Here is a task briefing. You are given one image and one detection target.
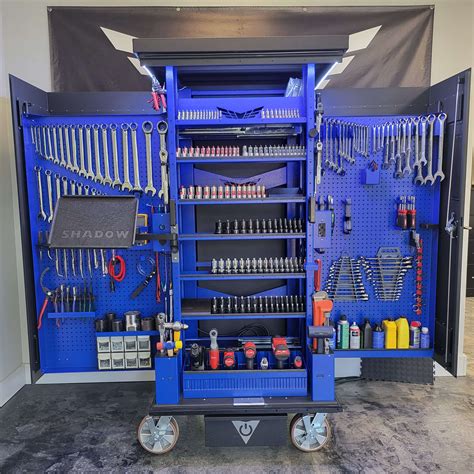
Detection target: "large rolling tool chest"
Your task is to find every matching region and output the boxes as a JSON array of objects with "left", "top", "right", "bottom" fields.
[{"left": 10, "top": 35, "right": 470, "bottom": 453}]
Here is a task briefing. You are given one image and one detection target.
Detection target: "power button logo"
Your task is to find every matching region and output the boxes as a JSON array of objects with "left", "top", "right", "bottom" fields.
[{"left": 231, "top": 420, "right": 260, "bottom": 444}]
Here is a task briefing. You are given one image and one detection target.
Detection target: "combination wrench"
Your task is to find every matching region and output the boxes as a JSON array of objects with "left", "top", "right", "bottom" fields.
[
  {"left": 70, "top": 126, "right": 79, "bottom": 173},
  {"left": 433, "top": 113, "right": 447, "bottom": 183},
  {"left": 92, "top": 124, "right": 104, "bottom": 183},
  {"left": 54, "top": 173, "right": 61, "bottom": 208},
  {"left": 157, "top": 121, "right": 169, "bottom": 205},
  {"left": 110, "top": 124, "right": 122, "bottom": 188},
  {"left": 121, "top": 124, "right": 133, "bottom": 191},
  {"left": 58, "top": 125, "right": 66, "bottom": 167},
  {"left": 45, "top": 170, "right": 54, "bottom": 223},
  {"left": 101, "top": 124, "right": 113, "bottom": 186},
  {"left": 142, "top": 121, "right": 157, "bottom": 196},
  {"left": 78, "top": 125, "right": 87, "bottom": 177},
  {"left": 34, "top": 166, "right": 47, "bottom": 221},
  {"left": 402, "top": 118, "right": 412, "bottom": 177},
  {"left": 419, "top": 116, "right": 428, "bottom": 166},
  {"left": 52, "top": 126, "right": 60, "bottom": 165},
  {"left": 64, "top": 125, "right": 73, "bottom": 171},
  {"left": 423, "top": 114, "right": 436, "bottom": 185},
  {"left": 85, "top": 125, "right": 95, "bottom": 180},
  {"left": 130, "top": 123, "right": 142, "bottom": 192},
  {"left": 46, "top": 126, "right": 54, "bottom": 161}
]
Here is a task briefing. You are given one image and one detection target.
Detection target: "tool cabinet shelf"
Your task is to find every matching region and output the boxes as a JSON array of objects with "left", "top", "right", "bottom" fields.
[
  {"left": 179, "top": 233, "right": 306, "bottom": 241},
  {"left": 334, "top": 349, "right": 434, "bottom": 358},
  {"left": 176, "top": 118, "right": 307, "bottom": 127},
  {"left": 177, "top": 196, "right": 306, "bottom": 205},
  {"left": 180, "top": 272, "right": 306, "bottom": 280},
  {"left": 176, "top": 156, "right": 306, "bottom": 164},
  {"left": 47, "top": 312, "right": 96, "bottom": 319},
  {"left": 95, "top": 330, "right": 160, "bottom": 337}
]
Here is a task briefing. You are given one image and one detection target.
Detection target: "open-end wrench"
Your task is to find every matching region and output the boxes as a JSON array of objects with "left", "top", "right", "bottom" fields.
[
  {"left": 54, "top": 173, "right": 61, "bottom": 207},
  {"left": 110, "top": 124, "right": 122, "bottom": 188},
  {"left": 45, "top": 170, "right": 54, "bottom": 223},
  {"left": 423, "top": 114, "right": 436, "bottom": 185},
  {"left": 34, "top": 166, "right": 47, "bottom": 221},
  {"left": 402, "top": 118, "right": 412, "bottom": 177},
  {"left": 433, "top": 113, "right": 447, "bottom": 183},
  {"left": 58, "top": 125, "right": 66, "bottom": 167},
  {"left": 85, "top": 125, "right": 95, "bottom": 180},
  {"left": 64, "top": 125, "right": 73, "bottom": 171},
  {"left": 92, "top": 124, "right": 104, "bottom": 183},
  {"left": 77, "top": 125, "right": 87, "bottom": 177},
  {"left": 142, "top": 121, "right": 157, "bottom": 196},
  {"left": 157, "top": 121, "right": 169, "bottom": 205},
  {"left": 52, "top": 126, "right": 60, "bottom": 165},
  {"left": 419, "top": 116, "right": 428, "bottom": 166},
  {"left": 121, "top": 124, "right": 132, "bottom": 192},
  {"left": 101, "top": 125, "right": 113, "bottom": 186},
  {"left": 70, "top": 126, "right": 79, "bottom": 173},
  {"left": 130, "top": 123, "right": 142, "bottom": 192}
]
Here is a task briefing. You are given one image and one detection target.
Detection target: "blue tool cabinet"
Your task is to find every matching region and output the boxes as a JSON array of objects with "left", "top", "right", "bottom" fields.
[{"left": 10, "top": 35, "right": 470, "bottom": 452}]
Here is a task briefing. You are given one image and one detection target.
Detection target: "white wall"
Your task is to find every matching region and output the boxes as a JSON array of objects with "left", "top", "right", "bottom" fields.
[{"left": 0, "top": 1, "right": 473, "bottom": 399}]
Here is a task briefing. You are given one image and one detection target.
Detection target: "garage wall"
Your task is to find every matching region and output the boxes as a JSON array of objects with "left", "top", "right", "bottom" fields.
[{"left": 0, "top": 1, "right": 472, "bottom": 397}]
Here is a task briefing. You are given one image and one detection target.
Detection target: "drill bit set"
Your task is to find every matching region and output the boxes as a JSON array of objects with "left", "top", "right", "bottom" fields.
[
  {"left": 210, "top": 257, "right": 304, "bottom": 274},
  {"left": 179, "top": 184, "right": 266, "bottom": 200},
  {"left": 215, "top": 217, "right": 304, "bottom": 234},
  {"left": 176, "top": 144, "right": 305, "bottom": 158},
  {"left": 325, "top": 256, "right": 368, "bottom": 301},
  {"left": 211, "top": 295, "right": 305, "bottom": 314},
  {"left": 360, "top": 247, "right": 414, "bottom": 301}
]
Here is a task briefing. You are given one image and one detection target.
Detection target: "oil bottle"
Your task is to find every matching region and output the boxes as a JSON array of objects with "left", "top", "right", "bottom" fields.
[
  {"left": 383, "top": 319, "right": 397, "bottom": 349},
  {"left": 337, "top": 315, "right": 349, "bottom": 349},
  {"left": 362, "top": 319, "right": 373, "bottom": 349},
  {"left": 396, "top": 317, "right": 409, "bottom": 349}
]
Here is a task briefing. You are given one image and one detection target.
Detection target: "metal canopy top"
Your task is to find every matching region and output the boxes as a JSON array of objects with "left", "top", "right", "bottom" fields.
[{"left": 133, "top": 35, "right": 348, "bottom": 68}]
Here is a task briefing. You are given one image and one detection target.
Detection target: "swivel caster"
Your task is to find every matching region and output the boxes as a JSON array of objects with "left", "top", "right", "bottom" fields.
[
  {"left": 290, "top": 413, "right": 331, "bottom": 452},
  {"left": 137, "top": 415, "right": 179, "bottom": 454}
]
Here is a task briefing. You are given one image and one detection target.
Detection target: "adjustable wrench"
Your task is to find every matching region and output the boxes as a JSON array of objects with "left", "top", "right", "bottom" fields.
[
  {"left": 121, "top": 124, "right": 133, "bottom": 191},
  {"left": 157, "top": 121, "right": 169, "bottom": 205},
  {"left": 77, "top": 125, "right": 87, "bottom": 177},
  {"left": 92, "top": 124, "right": 104, "bottom": 183},
  {"left": 101, "top": 124, "right": 113, "bottom": 186},
  {"left": 423, "top": 114, "right": 436, "bottom": 185},
  {"left": 142, "top": 121, "right": 157, "bottom": 196},
  {"left": 70, "top": 126, "right": 79, "bottom": 173},
  {"left": 34, "top": 166, "right": 47, "bottom": 221},
  {"left": 64, "top": 125, "right": 73, "bottom": 171},
  {"left": 130, "top": 123, "right": 142, "bottom": 192},
  {"left": 52, "top": 126, "right": 60, "bottom": 165},
  {"left": 433, "top": 113, "right": 447, "bottom": 183},
  {"left": 85, "top": 125, "right": 95, "bottom": 180},
  {"left": 45, "top": 170, "right": 54, "bottom": 223},
  {"left": 110, "top": 124, "right": 122, "bottom": 188},
  {"left": 58, "top": 125, "right": 66, "bottom": 167}
]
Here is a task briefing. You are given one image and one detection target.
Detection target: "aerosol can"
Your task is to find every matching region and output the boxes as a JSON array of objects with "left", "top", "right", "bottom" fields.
[{"left": 349, "top": 322, "right": 361, "bottom": 349}]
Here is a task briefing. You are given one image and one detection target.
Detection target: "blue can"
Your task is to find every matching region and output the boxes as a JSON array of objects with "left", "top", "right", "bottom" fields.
[
  {"left": 420, "top": 327, "right": 430, "bottom": 349},
  {"left": 373, "top": 325, "right": 385, "bottom": 349}
]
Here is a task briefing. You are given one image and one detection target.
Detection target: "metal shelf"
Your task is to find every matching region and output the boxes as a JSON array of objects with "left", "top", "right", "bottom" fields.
[
  {"left": 180, "top": 272, "right": 305, "bottom": 280},
  {"left": 176, "top": 155, "right": 306, "bottom": 164},
  {"left": 178, "top": 196, "right": 306, "bottom": 205},
  {"left": 179, "top": 232, "right": 306, "bottom": 241},
  {"left": 334, "top": 349, "right": 434, "bottom": 358},
  {"left": 182, "top": 312, "right": 306, "bottom": 321}
]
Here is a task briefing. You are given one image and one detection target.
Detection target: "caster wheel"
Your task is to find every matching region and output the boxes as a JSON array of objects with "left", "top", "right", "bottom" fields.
[
  {"left": 138, "top": 415, "right": 179, "bottom": 454},
  {"left": 290, "top": 413, "right": 331, "bottom": 452}
]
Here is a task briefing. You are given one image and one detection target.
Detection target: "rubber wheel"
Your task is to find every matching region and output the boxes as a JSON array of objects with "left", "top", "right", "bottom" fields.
[
  {"left": 290, "top": 414, "right": 331, "bottom": 452},
  {"left": 137, "top": 416, "right": 179, "bottom": 454}
]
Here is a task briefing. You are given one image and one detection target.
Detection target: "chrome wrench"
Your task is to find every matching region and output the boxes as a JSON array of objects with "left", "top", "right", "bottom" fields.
[
  {"left": 45, "top": 170, "right": 54, "bottom": 223},
  {"left": 34, "top": 166, "right": 47, "bottom": 221},
  {"left": 46, "top": 126, "right": 54, "bottom": 161},
  {"left": 419, "top": 116, "right": 428, "bottom": 166},
  {"left": 130, "top": 123, "right": 142, "bottom": 192},
  {"left": 157, "top": 121, "right": 169, "bottom": 205},
  {"left": 78, "top": 125, "right": 87, "bottom": 177},
  {"left": 402, "top": 118, "right": 412, "bottom": 177},
  {"left": 58, "top": 125, "right": 66, "bottom": 167},
  {"left": 121, "top": 124, "right": 132, "bottom": 192},
  {"left": 70, "top": 126, "right": 79, "bottom": 173},
  {"left": 52, "top": 126, "right": 60, "bottom": 165},
  {"left": 101, "top": 124, "right": 113, "bottom": 186},
  {"left": 92, "top": 124, "right": 104, "bottom": 183},
  {"left": 423, "top": 114, "right": 436, "bottom": 185},
  {"left": 433, "top": 113, "right": 447, "bottom": 183},
  {"left": 413, "top": 117, "right": 421, "bottom": 170},
  {"left": 85, "top": 125, "right": 95, "bottom": 180},
  {"left": 142, "top": 121, "right": 157, "bottom": 196},
  {"left": 64, "top": 125, "right": 73, "bottom": 171},
  {"left": 110, "top": 124, "right": 122, "bottom": 188},
  {"left": 54, "top": 173, "right": 61, "bottom": 207}
]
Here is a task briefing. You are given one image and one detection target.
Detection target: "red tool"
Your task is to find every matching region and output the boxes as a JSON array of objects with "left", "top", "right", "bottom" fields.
[
  {"left": 243, "top": 341, "right": 257, "bottom": 369},
  {"left": 209, "top": 329, "right": 219, "bottom": 369},
  {"left": 293, "top": 355, "right": 303, "bottom": 369},
  {"left": 155, "top": 252, "right": 161, "bottom": 302},
  {"left": 272, "top": 336, "right": 290, "bottom": 369},
  {"left": 312, "top": 291, "right": 333, "bottom": 351},
  {"left": 37, "top": 268, "right": 54, "bottom": 330},
  {"left": 148, "top": 77, "right": 167, "bottom": 112},
  {"left": 314, "top": 258, "right": 322, "bottom": 292},
  {"left": 108, "top": 254, "right": 126, "bottom": 282},
  {"left": 223, "top": 350, "right": 236, "bottom": 368}
]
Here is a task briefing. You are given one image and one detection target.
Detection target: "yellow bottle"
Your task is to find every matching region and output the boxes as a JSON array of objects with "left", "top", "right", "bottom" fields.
[
  {"left": 383, "top": 319, "right": 397, "bottom": 349},
  {"left": 396, "top": 317, "right": 409, "bottom": 349}
]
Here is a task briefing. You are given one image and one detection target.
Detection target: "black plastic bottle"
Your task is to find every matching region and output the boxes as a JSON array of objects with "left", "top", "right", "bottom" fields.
[{"left": 363, "top": 318, "right": 373, "bottom": 349}]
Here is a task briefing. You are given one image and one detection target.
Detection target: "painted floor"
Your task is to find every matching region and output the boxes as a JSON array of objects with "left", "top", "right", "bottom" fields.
[{"left": 0, "top": 302, "right": 473, "bottom": 473}]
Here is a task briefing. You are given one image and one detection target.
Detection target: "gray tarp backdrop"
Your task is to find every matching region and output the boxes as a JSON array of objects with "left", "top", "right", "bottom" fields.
[{"left": 49, "top": 6, "right": 433, "bottom": 92}]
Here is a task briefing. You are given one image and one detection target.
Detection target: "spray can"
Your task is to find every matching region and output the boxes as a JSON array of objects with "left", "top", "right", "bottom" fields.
[
  {"left": 327, "top": 318, "right": 336, "bottom": 351},
  {"left": 337, "top": 315, "right": 349, "bottom": 349},
  {"left": 410, "top": 321, "right": 421, "bottom": 348},
  {"left": 349, "top": 322, "right": 361, "bottom": 349},
  {"left": 420, "top": 327, "right": 430, "bottom": 348},
  {"left": 363, "top": 318, "right": 373, "bottom": 349},
  {"left": 373, "top": 324, "right": 385, "bottom": 349}
]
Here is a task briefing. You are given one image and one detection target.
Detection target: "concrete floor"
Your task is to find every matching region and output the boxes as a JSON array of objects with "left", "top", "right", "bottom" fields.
[{"left": 1, "top": 303, "right": 473, "bottom": 473}]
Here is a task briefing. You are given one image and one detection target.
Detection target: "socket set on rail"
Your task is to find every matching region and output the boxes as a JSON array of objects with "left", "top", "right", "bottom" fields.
[
  {"left": 179, "top": 184, "right": 266, "bottom": 200},
  {"left": 30, "top": 121, "right": 170, "bottom": 201},
  {"left": 176, "top": 144, "right": 306, "bottom": 158},
  {"left": 210, "top": 256, "right": 304, "bottom": 274},
  {"left": 211, "top": 295, "right": 305, "bottom": 314},
  {"left": 176, "top": 108, "right": 300, "bottom": 120},
  {"left": 215, "top": 217, "right": 304, "bottom": 234}
]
